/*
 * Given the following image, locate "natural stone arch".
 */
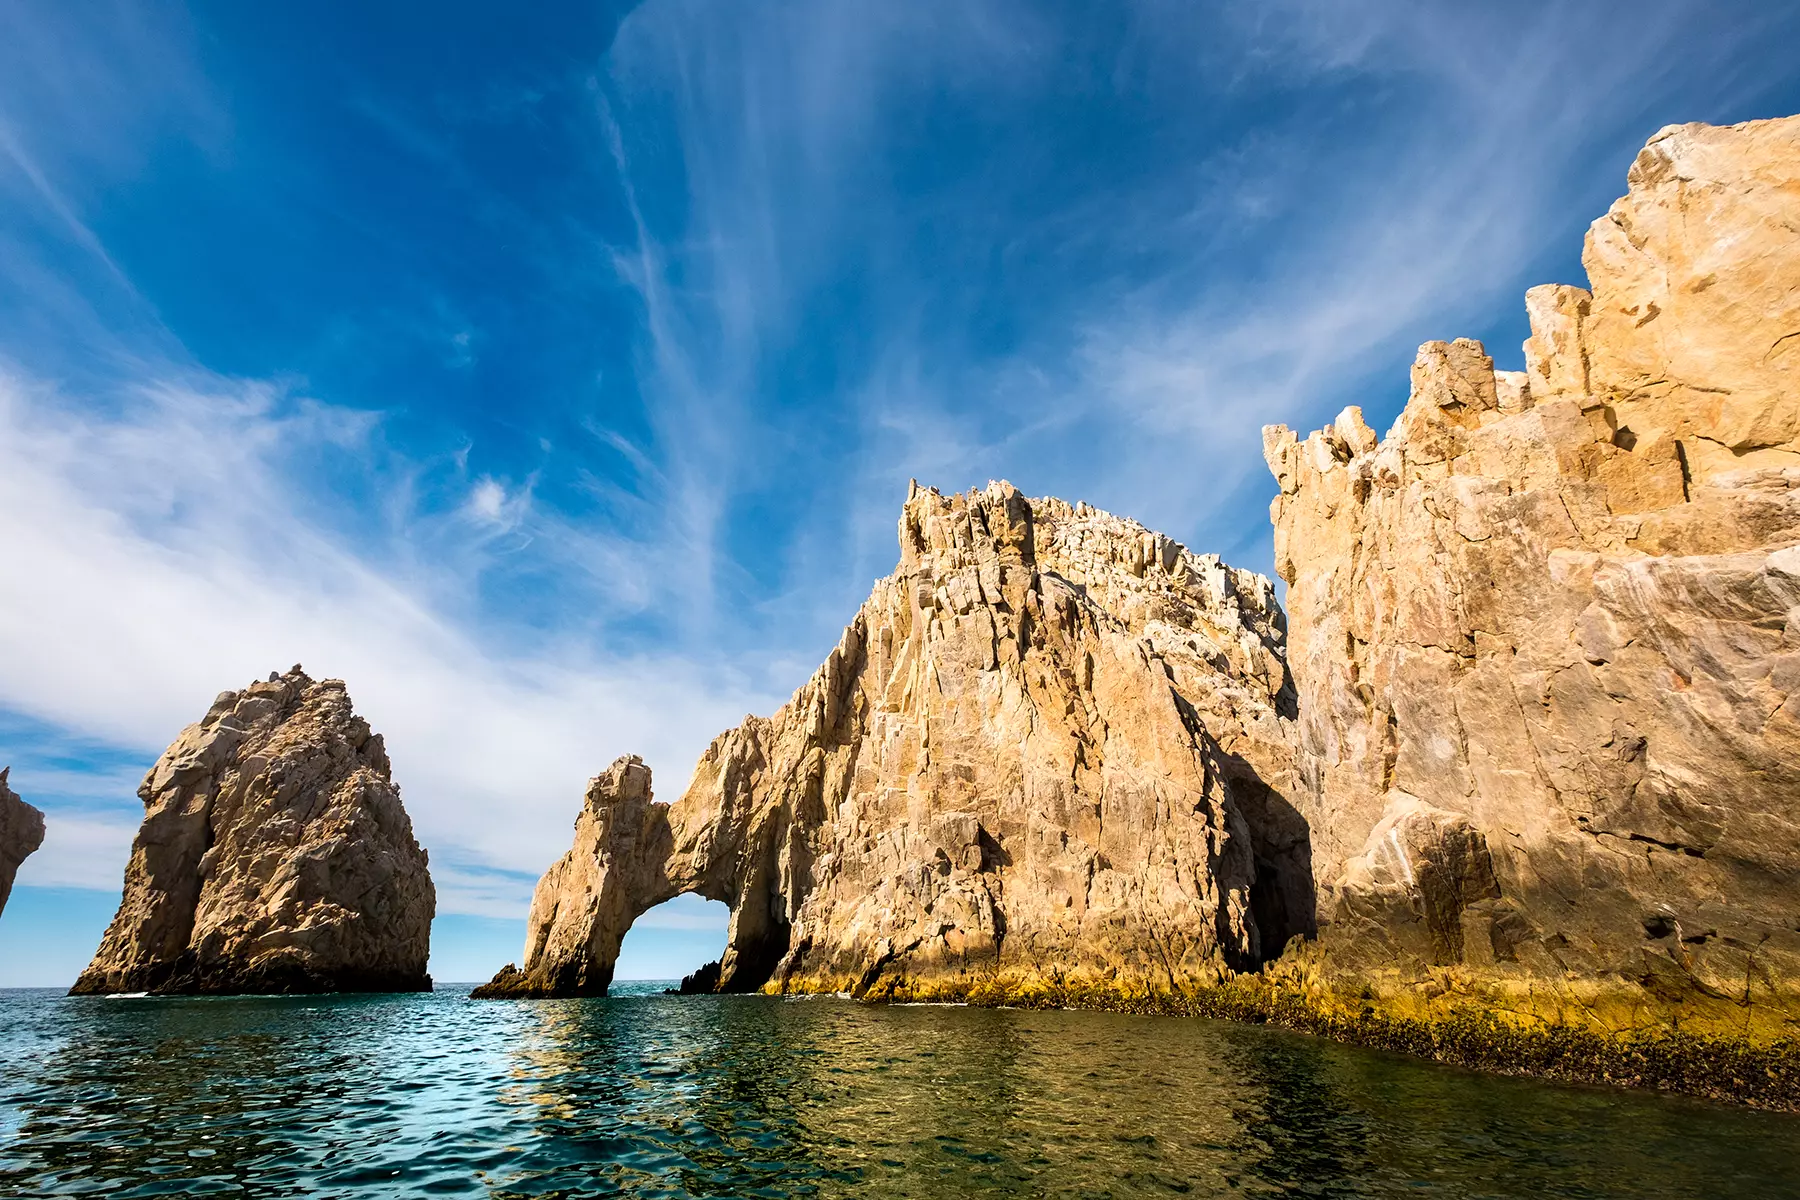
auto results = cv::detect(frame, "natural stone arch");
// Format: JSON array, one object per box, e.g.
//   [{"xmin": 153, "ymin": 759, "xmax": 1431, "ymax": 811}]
[
  {"xmin": 475, "ymin": 752, "xmax": 795, "ymax": 997},
  {"xmin": 478, "ymin": 480, "xmax": 1302, "ymax": 1001}
]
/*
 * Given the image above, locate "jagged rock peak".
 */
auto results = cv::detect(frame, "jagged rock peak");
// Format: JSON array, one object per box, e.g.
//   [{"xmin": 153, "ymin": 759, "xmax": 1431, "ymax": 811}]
[
  {"xmin": 0, "ymin": 766, "xmax": 46, "ymax": 920},
  {"xmin": 1260, "ymin": 114, "xmax": 1800, "ymax": 1036},
  {"xmin": 900, "ymin": 479, "xmax": 1285, "ymax": 665},
  {"xmin": 481, "ymin": 481, "xmax": 1307, "ymax": 1002},
  {"xmin": 71, "ymin": 665, "xmax": 436, "ymax": 996}
]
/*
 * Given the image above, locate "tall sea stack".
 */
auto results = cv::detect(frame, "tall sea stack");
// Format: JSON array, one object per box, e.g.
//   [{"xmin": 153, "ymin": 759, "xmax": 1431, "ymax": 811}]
[
  {"xmin": 0, "ymin": 767, "xmax": 46, "ymax": 920},
  {"xmin": 71, "ymin": 667, "xmax": 436, "ymax": 995}
]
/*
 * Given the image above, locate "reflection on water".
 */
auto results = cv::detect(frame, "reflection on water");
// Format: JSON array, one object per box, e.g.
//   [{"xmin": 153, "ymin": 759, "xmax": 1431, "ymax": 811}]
[{"xmin": 1, "ymin": 982, "xmax": 1795, "ymax": 1197}]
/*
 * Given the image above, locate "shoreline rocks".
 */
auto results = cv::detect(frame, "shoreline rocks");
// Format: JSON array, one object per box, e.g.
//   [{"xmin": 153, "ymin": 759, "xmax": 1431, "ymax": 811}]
[
  {"xmin": 71, "ymin": 667, "xmax": 436, "ymax": 996},
  {"xmin": 669, "ymin": 960, "xmax": 722, "ymax": 995},
  {"xmin": 473, "ymin": 113, "xmax": 1800, "ymax": 1107},
  {"xmin": 0, "ymin": 767, "xmax": 46, "ymax": 920}
]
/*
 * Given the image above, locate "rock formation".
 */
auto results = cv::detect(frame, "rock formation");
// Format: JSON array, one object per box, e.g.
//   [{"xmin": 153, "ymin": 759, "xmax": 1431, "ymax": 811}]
[
  {"xmin": 480, "ymin": 485, "xmax": 1304, "ymax": 999},
  {"xmin": 673, "ymin": 960, "xmax": 722, "ymax": 994},
  {"xmin": 0, "ymin": 767, "xmax": 46, "ymax": 920},
  {"xmin": 479, "ymin": 115, "xmax": 1798, "ymax": 1093},
  {"xmin": 1262, "ymin": 115, "xmax": 1800, "ymax": 1035},
  {"xmin": 72, "ymin": 667, "xmax": 435, "ymax": 995}
]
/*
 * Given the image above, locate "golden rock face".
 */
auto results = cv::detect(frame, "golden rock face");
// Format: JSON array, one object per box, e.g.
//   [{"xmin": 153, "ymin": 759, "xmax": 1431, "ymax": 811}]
[
  {"xmin": 481, "ymin": 482, "xmax": 1302, "ymax": 1000},
  {"xmin": 1263, "ymin": 115, "xmax": 1800, "ymax": 1036},
  {"xmin": 489, "ymin": 116, "xmax": 1800, "ymax": 1057}
]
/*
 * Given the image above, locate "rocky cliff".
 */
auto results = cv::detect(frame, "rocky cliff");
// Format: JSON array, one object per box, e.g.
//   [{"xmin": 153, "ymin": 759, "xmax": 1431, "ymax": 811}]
[
  {"xmin": 475, "ymin": 115, "xmax": 1799, "ymax": 1102},
  {"xmin": 1262, "ymin": 115, "xmax": 1800, "ymax": 1037},
  {"xmin": 480, "ymin": 483, "xmax": 1304, "ymax": 1000},
  {"xmin": 0, "ymin": 767, "xmax": 45, "ymax": 920},
  {"xmin": 72, "ymin": 667, "xmax": 435, "ymax": 995}
]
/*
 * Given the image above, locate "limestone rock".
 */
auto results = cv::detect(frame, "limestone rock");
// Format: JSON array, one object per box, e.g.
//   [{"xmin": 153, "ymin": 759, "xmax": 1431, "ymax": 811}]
[
  {"xmin": 1263, "ymin": 115, "xmax": 1800, "ymax": 1033},
  {"xmin": 0, "ymin": 767, "xmax": 46, "ymax": 920},
  {"xmin": 72, "ymin": 667, "xmax": 435, "ymax": 995},
  {"xmin": 481, "ymin": 484, "xmax": 1302, "ymax": 999}
]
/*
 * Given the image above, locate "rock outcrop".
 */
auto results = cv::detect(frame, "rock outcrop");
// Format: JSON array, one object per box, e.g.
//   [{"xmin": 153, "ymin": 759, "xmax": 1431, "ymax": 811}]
[
  {"xmin": 72, "ymin": 667, "xmax": 435, "ymax": 995},
  {"xmin": 1263, "ymin": 115, "xmax": 1800, "ymax": 1036},
  {"xmin": 480, "ymin": 485, "xmax": 1303, "ymax": 999},
  {"xmin": 0, "ymin": 767, "xmax": 46, "ymax": 920},
  {"xmin": 472, "ymin": 755, "xmax": 665, "ymax": 997},
  {"xmin": 673, "ymin": 960, "xmax": 722, "ymax": 994}
]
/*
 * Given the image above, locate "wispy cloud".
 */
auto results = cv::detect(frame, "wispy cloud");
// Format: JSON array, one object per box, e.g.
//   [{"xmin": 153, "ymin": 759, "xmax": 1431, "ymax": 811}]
[
  {"xmin": 1, "ymin": 0, "xmax": 1796, "ymax": 965},
  {"xmin": 0, "ymin": 368, "xmax": 778, "ymax": 911}
]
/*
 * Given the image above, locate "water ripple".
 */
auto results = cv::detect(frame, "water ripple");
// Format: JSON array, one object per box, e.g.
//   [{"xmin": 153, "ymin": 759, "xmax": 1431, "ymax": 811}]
[{"xmin": 1, "ymin": 984, "xmax": 1795, "ymax": 1198}]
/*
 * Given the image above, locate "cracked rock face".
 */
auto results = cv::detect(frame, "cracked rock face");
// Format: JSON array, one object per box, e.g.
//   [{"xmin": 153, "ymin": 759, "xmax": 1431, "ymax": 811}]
[
  {"xmin": 72, "ymin": 667, "xmax": 435, "ymax": 995},
  {"xmin": 0, "ymin": 767, "xmax": 45, "ymax": 920},
  {"xmin": 480, "ymin": 483, "xmax": 1302, "ymax": 999},
  {"xmin": 1264, "ymin": 116, "xmax": 1800, "ymax": 1029}
]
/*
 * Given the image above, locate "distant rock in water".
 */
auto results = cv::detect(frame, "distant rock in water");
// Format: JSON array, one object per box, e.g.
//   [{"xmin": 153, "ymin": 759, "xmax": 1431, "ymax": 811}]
[
  {"xmin": 479, "ymin": 484, "xmax": 1301, "ymax": 1000},
  {"xmin": 71, "ymin": 667, "xmax": 435, "ymax": 996},
  {"xmin": 671, "ymin": 960, "xmax": 722, "ymax": 995},
  {"xmin": 0, "ymin": 767, "xmax": 46, "ymax": 920},
  {"xmin": 1262, "ymin": 115, "xmax": 1800, "ymax": 1036}
]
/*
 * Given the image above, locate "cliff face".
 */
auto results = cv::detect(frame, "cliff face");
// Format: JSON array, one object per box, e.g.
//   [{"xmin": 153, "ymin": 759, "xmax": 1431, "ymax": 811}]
[
  {"xmin": 72, "ymin": 667, "xmax": 435, "ymax": 995},
  {"xmin": 0, "ymin": 767, "xmax": 46, "ymax": 920},
  {"xmin": 1262, "ymin": 116, "xmax": 1800, "ymax": 1034},
  {"xmin": 481, "ymin": 483, "xmax": 1303, "ymax": 999}
]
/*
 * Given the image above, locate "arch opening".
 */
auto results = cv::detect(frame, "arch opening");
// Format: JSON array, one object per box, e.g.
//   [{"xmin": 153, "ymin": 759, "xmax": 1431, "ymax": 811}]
[{"xmin": 612, "ymin": 893, "xmax": 730, "ymax": 991}]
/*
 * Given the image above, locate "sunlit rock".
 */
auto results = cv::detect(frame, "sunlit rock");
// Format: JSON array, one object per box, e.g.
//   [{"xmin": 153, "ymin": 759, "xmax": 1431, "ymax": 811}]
[
  {"xmin": 71, "ymin": 667, "xmax": 435, "ymax": 995},
  {"xmin": 1262, "ymin": 114, "xmax": 1800, "ymax": 1034},
  {"xmin": 478, "ymin": 484, "xmax": 1304, "ymax": 1000}
]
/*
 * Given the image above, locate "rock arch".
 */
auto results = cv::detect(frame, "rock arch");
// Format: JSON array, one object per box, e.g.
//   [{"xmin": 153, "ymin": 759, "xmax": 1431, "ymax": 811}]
[
  {"xmin": 473, "ymin": 753, "xmax": 794, "ymax": 997},
  {"xmin": 477, "ymin": 481, "xmax": 1304, "ymax": 1000}
]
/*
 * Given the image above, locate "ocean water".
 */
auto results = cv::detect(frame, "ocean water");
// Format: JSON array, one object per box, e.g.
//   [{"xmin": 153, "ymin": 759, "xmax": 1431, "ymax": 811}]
[{"xmin": 1, "ymin": 984, "xmax": 1795, "ymax": 1199}]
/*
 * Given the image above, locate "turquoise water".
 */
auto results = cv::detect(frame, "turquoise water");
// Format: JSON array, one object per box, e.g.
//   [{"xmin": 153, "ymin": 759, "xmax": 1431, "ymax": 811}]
[{"xmin": 1, "ymin": 984, "xmax": 1795, "ymax": 1198}]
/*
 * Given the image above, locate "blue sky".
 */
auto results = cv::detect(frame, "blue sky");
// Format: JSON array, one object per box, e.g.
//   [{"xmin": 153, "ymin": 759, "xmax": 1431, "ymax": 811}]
[{"xmin": 2, "ymin": 0, "xmax": 1797, "ymax": 986}]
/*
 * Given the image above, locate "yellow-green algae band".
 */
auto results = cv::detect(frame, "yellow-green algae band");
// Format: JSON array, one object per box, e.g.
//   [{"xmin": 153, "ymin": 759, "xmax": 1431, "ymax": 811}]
[{"xmin": 769, "ymin": 967, "xmax": 1800, "ymax": 1112}]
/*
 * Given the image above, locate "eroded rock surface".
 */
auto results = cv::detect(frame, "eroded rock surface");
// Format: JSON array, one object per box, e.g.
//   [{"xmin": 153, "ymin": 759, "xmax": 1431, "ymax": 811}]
[
  {"xmin": 0, "ymin": 767, "xmax": 46, "ymax": 920},
  {"xmin": 481, "ymin": 485, "xmax": 1301, "ymax": 999},
  {"xmin": 72, "ymin": 667, "xmax": 435, "ymax": 995},
  {"xmin": 472, "ymin": 755, "xmax": 665, "ymax": 997},
  {"xmin": 1263, "ymin": 115, "xmax": 1800, "ymax": 1033}
]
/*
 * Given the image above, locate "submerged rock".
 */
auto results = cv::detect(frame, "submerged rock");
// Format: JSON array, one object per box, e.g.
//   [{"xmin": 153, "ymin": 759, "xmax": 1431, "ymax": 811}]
[
  {"xmin": 71, "ymin": 667, "xmax": 435, "ymax": 995},
  {"xmin": 0, "ymin": 767, "xmax": 45, "ymax": 920},
  {"xmin": 480, "ymin": 485, "xmax": 1301, "ymax": 1000},
  {"xmin": 1263, "ymin": 115, "xmax": 1800, "ymax": 1036}
]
